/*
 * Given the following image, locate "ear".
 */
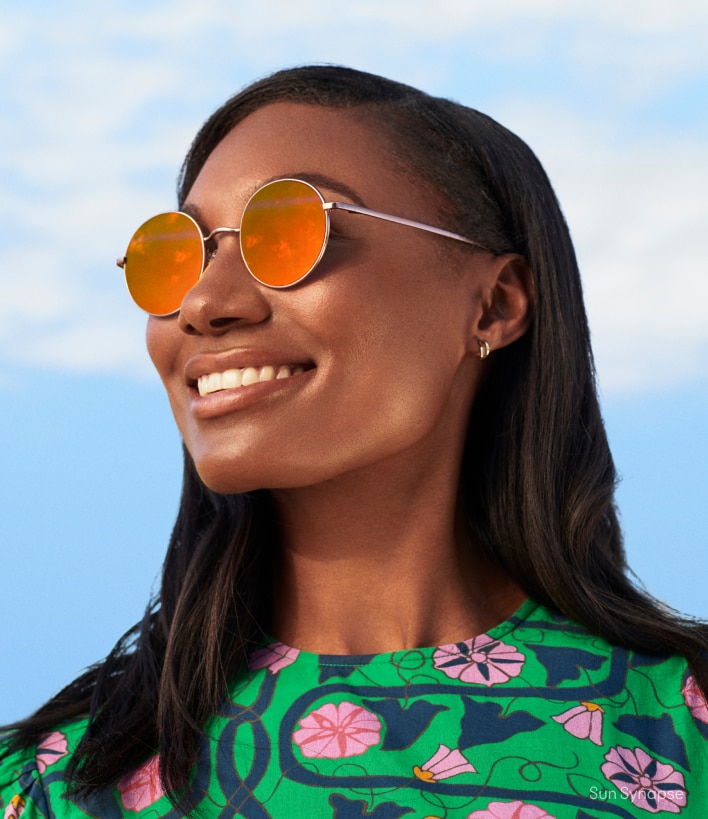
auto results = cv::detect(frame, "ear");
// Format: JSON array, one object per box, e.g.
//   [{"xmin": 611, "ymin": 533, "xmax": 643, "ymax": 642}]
[{"xmin": 467, "ymin": 254, "xmax": 534, "ymax": 355}]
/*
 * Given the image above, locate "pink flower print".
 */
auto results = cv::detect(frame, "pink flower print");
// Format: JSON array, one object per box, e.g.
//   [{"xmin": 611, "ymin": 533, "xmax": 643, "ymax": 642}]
[
  {"xmin": 552, "ymin": 701, "xmax": 604, "ymax": 745},
  {"xmin": 601, "ymin": 746, "xmax": 687, "ymax": 813},
  {"xmin": 249, "ymin": 641, "xmax": 300, "ymax": 674},
  {"xmin": 117, "ymin": 755, "xmax": 166, "ymax": 812},
  {"xmin": 3, "ymin": 795, "xmax": 26, "ymax": 819},
  {"xmin": 35, "ymin": 731, "xmax": 69, "ymax": 773},
  {"xmin": 293, "ymin": 701, "xmax": 382, "ymax": 758},
  {"xmin": 413, "ymin": 744, "xmax": 476, "ymax": 782},
  {"xmin": 433, "ymin": 635, "xmax": 525, "ymax": 686},
  {"xmin": 466, "ymin": 800, "xmax": 557, "ymax": 818},
  {"xmin": 682, "ymin": 674, "xmax": 708, "ymax": 724}
]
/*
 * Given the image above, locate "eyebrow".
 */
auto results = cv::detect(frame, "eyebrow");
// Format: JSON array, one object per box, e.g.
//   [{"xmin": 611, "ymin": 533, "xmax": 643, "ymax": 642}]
[
  {"xmin": 182, "ymin": 173, "xmax": 368, "ymax": 228},
  {"xmin": 181, "ymin": 202, "xmax": 206, "ymax": 223},
  {"xmin": 268, "ymin": 172, "xmax": 367, "ymax": 207}
]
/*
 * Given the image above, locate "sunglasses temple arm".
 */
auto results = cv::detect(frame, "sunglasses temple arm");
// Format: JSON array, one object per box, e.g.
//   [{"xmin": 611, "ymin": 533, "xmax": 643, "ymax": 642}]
[{"xmin": 324, "ymin": 202, "xmax": 486, "ymax": 249}]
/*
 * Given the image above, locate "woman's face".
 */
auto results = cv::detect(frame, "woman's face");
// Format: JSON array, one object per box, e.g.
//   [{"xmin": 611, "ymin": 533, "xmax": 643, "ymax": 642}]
[{"xmin": 147, "ymin": 103, "xmax": 495, "ymax": 493}]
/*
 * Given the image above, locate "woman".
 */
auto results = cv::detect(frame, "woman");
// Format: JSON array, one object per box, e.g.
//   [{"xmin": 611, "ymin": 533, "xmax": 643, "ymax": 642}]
[{"xmin": 2, "ymin": 65, "xmax": 706, "ymax": 818}]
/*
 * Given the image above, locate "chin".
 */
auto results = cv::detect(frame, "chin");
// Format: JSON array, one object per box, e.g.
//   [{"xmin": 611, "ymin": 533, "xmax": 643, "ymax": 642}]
[
  {"xmin": 191, "ymin": 449, "xmax": 359, "ymax": 496},
  {"xmin": 193, "ymin": 461, "xmax": 265, "ymax": 495},
  {"xmin": 191, "ymin": 456, "xmax": 307, "ymax": 495}
]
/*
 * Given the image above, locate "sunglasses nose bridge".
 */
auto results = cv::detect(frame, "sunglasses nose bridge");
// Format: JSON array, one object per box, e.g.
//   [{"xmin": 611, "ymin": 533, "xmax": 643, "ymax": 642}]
[
  {"xmin": 199, "ymin": 226, "xmax": 246, "ymax": 282},
  {"xmin": 200, "ymin": 226, "xmax": 242, "ymax": 277},
  {"xmin": 203, "ymin": 225, "xmax": 241, "ymax": 244}
]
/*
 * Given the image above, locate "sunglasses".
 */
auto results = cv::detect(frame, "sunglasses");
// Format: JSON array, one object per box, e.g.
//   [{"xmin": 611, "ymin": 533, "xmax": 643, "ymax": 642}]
[{"xmin": 117, "ymin": 177, "xmax": 485, "ymax": 316}]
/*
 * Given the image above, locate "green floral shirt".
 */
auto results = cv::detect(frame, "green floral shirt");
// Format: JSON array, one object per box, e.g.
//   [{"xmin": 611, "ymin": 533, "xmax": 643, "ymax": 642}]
[{"xmin": 3, "ymin": 600, "xmax": 707, "ymax": 817}]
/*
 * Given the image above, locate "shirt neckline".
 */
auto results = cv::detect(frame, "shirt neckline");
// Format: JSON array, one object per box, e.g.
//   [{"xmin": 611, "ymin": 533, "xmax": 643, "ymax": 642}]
[{"xmin": 256, "ymin": 597, "xmax": 540, "ymax": 668}]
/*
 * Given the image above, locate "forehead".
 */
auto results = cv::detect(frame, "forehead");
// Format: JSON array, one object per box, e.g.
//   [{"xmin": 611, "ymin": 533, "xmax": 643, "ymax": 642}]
[{"xmin": 184, "ymin": 103, "xmax": 432, "ymax": 215}]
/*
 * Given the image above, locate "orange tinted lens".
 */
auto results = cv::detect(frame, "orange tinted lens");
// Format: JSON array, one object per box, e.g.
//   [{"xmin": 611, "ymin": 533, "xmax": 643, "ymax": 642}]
[
  {"xmin": 123, "ymin": 212, "xmax": 204, "ymax": 315},
  {"xmin": 240, "ymin": 179, "xmax": 327, "ymax": 287}
]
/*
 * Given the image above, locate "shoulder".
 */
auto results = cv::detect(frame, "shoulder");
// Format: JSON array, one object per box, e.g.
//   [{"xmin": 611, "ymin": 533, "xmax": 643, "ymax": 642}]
[
  {"xmin": 1, "ymin": 719, "xmax": 88, "ymax": 818},
  {"xmin": 2, "ymin": 719, "xmax": 172, "ymax": 819},
  {"xmin": 514, "ymin": 600, "xmax": 703, "ymax": 702},
  {"xmin": 515, "ymin": 602, "xmax": 708, "ymax": 761}
]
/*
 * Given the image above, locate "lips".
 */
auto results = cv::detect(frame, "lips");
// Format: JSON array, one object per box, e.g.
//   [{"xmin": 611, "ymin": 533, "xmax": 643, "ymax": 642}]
[{"xmin": 197, "ymin": 364, "xmax": 307, "ymax": 396}]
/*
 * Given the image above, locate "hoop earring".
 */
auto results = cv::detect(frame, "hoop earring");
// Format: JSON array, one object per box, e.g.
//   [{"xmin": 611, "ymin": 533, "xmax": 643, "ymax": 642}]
[{"xmin": 478, "ymin": 339, "xmax": 491, "ymax": 360}]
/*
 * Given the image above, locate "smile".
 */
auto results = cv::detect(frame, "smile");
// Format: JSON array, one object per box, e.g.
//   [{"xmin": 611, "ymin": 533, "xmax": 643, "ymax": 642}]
[{"xmin": 197, "ymin": 364, "xmax": 307, "ymax": 396}]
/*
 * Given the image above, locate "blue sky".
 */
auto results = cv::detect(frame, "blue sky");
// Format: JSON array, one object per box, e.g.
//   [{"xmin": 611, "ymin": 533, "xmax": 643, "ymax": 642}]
[{"xmin": 1, "ymin": 1, "xmax": 706, "ymax": 724}]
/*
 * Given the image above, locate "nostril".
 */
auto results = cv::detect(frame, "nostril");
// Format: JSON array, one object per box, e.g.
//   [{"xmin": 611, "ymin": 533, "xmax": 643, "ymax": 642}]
[
  {"xmin": 209, "ymin": 317, "xmax": 242, "ymax": 329},
  {"xmin": 180, "ymin": 319, "xmax": 200, "ymax": 336}
]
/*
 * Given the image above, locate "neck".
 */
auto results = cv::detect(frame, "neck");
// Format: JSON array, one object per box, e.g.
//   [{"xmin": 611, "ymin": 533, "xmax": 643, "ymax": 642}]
[{"xmin": 268, "ymin": 459, "xmax": 525, "ymax": 655}]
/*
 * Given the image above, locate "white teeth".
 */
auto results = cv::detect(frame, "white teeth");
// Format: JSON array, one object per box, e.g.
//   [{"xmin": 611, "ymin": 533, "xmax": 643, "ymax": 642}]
[
  {"xmin": 222, "ymin": 369, "xmax": 242, "ymax": 389},
  {"xmin": 241, "ymin": 367, "xmax": 259, "ymax": 386},
  {"xmin": 206, "ymin": 372, "xmax": 221, "ymax": 394},
  {"xmin": 197, "ymin": 364, "xmax": 304, "ymax": 396}
]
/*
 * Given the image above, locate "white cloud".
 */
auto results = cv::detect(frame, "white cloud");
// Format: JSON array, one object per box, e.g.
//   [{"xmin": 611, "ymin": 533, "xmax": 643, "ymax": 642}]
[
  {"xmin": 21, "ymin": 313, "xmax": 154, "ymax": 377},
  {"xmin": 500, "ymin": 105, "xmax": 708, "ymax": 391}
]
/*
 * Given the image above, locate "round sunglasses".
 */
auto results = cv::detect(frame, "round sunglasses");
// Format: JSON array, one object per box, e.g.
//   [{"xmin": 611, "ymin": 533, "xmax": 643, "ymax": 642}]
[{"xmin": 117, "ymin": 178, "xmax": 485, "ymax": 316}]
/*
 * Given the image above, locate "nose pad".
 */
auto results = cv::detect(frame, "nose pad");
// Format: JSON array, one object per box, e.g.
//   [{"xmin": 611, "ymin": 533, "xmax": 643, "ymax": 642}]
[{"xmin": 177, "ymin": 234, "xmax": 270, "ymax": 334}]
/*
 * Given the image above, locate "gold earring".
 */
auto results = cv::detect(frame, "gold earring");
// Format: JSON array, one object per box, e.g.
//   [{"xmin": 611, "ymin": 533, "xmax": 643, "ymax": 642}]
[{"xmin": 478, "ymin": 339, "xmax": 491, "ymax": 360}]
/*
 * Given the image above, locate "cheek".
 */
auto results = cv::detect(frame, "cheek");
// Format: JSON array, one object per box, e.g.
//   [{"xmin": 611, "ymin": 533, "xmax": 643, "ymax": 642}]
[
  {"xmin": 145, "ymin": 317, "xmax": 187, "ymax": 430},
  {"xmin": 304, "ymin": 277, "xmax": 475, "ymax": 444},
  {"xmin": 323, "ymin": 253, "xmax": 472, "ymax": 375},
  {"xmin": 146, "ymin": 317, "xmax": 179, "ymax": 381}
]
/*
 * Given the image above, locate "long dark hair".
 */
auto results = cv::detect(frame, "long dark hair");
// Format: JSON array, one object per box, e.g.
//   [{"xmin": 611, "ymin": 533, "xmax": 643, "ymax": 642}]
[{"xmin": 5, "ymin": 65, "xmax": 707, "ymax": 799}]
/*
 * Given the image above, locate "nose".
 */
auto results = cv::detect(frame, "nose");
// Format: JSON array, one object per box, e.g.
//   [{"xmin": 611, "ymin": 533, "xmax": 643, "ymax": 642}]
[{"xmin": 177, "ymin": 233, "xmax": 271, "ymax": 335}]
